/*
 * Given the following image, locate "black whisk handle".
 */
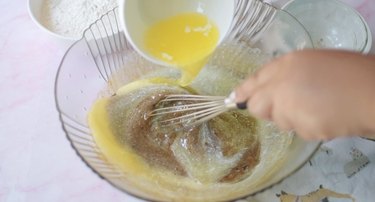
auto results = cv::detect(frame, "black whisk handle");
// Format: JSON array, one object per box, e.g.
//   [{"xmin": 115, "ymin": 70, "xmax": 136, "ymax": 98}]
[{"xmin": 236, "ymin": 102, "xmax": 247, "ymax": 110}]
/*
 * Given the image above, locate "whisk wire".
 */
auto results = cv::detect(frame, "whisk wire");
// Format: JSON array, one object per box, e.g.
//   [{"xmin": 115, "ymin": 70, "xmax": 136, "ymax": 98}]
[
  {"xmin": 161, "ymin": 106, "xmax": 228, "ymax": 126},
  {"xmin": 151, "ymin": 93, "xmax": 246, "ymax": 127},
  {"xmin": 161, "ymin": 94, "xmax": 226, "ymax": 101},
  {"xmin": 160, "ymin": 104, "xmax": 224, "ymax": 122},
  {"xmin": 151, "ymin": 100, "xmax": 225, "ymax": 115}
]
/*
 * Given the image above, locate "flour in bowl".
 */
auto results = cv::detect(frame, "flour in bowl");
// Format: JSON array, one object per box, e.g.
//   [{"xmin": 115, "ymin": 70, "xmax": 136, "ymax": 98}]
[{"xmin": 42, "ymin": 0, "xmax": 117, "ymax": 38}]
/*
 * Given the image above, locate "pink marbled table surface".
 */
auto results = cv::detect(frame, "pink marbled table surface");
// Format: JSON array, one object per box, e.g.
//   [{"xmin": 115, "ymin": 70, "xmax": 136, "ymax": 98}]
[{"xmin": 1, "ymin": 0, "xmax": 375, "ymax": 202}]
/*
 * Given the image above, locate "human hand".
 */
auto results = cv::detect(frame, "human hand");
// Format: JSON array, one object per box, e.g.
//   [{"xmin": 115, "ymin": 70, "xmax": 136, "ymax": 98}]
[{"xmin": 235, "ymin": 50, "xmax": 375, "ymax": 140}]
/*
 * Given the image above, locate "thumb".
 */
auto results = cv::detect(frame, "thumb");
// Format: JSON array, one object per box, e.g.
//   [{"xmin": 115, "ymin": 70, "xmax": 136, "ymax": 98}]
[{"xmin": 234, "ymin": 76, "xmax": 258, "ymax": 104}]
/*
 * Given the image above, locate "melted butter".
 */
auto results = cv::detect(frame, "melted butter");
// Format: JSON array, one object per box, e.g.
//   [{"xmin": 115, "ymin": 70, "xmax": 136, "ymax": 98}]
[
  {"xmin": 88, "ymin": 78, "xmax": 197, "ymax": 193},
  {"xmin": 88, "ymin": 98, "xmax": 149, "ymax": 175},
  {"xmin": 88, "ymin": 78, "xmax": 173, "ymax": 176},
  {"xmin": 115, "ymin": 77, "xmax": 178, "ymax": 96},
  {"xmin": 144, "ymin": 13, "xmax": 219, "ymax": 86},
  {"xmin": 89, "ymin": 77, "xmax": 260, "ymax": 185}
]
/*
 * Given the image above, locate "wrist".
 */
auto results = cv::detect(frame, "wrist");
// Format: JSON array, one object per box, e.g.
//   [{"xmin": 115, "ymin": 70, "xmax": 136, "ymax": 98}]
[
  {"xmin": 361, "ymin": 71, "xmax": 375, "ymax": 136},
  {"xmin": 357, "ymin": 54, "xmax": 375, "ymax": 137}
]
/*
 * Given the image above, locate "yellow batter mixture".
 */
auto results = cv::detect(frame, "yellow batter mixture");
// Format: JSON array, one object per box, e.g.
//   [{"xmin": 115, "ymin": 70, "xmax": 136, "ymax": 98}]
[{"xmin": 87, "ymin": 38, "xmax": 294, "ymax": 201}]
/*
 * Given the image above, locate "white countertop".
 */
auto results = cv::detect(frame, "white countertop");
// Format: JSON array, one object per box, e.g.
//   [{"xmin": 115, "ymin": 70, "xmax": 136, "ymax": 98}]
[{"xmin": 1, "ymin": 0, "xmax": 375, "ymax": 201}]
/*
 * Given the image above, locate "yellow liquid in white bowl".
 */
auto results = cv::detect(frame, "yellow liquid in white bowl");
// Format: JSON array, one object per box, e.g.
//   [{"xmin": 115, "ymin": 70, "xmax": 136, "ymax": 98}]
[{"xmin": 144, "ymin": 12, "xmax": 219, "ymax": 86}]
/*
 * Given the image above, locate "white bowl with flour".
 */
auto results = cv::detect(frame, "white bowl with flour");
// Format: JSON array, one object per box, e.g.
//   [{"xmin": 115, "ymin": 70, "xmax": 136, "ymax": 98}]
[{"xmin": 28, "ymin": 0, "xmax": 117, "ymax": 40}]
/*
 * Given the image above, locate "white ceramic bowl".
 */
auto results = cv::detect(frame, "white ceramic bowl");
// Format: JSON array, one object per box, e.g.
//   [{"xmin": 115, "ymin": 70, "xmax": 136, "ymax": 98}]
[
  {"xmin": 283, "ymin": 0, "xmax": 372, "ymax": 53},
  {"xmin": 118, "ymin": 0, "xmax": 235, "ymax": 66},
  {"xmin": 28, "ymin": 0, "xmax": 78, "ymax": 40}
]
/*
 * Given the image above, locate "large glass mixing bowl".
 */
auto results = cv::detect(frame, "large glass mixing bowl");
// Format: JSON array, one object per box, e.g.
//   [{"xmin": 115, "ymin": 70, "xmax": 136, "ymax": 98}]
[{"xmin": 55, "ymin": 1, "xmax": 321, "ymax": 201}]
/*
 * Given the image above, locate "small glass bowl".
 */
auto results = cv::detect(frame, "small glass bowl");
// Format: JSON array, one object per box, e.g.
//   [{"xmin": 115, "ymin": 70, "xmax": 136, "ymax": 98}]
[{"xmin": 283, "ymin": 0, "xmax": 372, "ymax": 53}]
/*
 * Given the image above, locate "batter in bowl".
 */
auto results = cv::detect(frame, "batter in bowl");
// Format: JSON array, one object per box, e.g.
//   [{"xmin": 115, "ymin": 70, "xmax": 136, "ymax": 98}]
[
  {"xmin": 90, "ymin": 78, "xmax": 261, "ymax": 181},
  {"xmin": 88, "ymin": 41, "xmax": 294, "ymax": 201}
]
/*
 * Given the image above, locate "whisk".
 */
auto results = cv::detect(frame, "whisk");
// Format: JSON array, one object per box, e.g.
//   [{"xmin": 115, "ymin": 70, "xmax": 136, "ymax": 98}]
[{"xmin": 150, "ymin": 92, "xmax": 247, "ymax": 126}]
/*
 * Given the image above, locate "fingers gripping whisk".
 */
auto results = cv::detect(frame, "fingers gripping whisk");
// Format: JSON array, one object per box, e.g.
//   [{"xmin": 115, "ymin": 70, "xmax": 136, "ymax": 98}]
[{"xmin": 150, "ymin": 92, "xmax": 247, "ymax": 127}]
